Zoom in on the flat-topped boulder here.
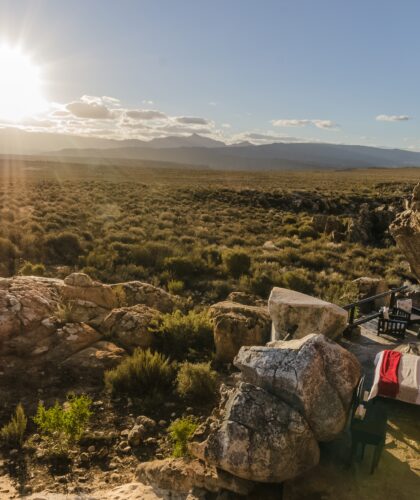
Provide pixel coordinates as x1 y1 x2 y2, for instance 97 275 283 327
190 382 319 483
269 287 348 340
234 334 361 441
210 301 271 363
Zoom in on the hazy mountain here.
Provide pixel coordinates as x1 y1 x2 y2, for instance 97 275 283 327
48 141 420 171
2 127 420 170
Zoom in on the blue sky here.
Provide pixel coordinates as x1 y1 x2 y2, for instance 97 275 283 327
0 0 419 149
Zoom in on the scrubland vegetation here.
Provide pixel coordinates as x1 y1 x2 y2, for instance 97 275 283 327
0 159 418 306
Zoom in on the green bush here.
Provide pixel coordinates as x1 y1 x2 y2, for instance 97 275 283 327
168 279 184 295
153 310 214 360
176 362 218 402
168 417 199 457
19 261 45 276
223 250 251 278
0 403 27 447
33 394 92 452
104 348 175 396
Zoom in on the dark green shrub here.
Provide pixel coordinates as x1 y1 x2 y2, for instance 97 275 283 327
104 349 175 396
44 232 83 265
168 279 184 295
223 250 251 278
19 261 45 276
176 362 218 402
0 403 27 447
168 417 198 457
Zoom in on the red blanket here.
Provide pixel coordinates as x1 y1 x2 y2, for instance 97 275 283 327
378 350 401 398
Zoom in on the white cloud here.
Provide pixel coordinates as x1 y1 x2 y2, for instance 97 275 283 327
142 100 154 105
125 109 167 120
376 114 411 122
66 96 113 119
271 118 338 129
176 116 209 125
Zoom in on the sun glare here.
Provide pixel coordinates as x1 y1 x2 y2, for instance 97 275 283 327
0 45 47 121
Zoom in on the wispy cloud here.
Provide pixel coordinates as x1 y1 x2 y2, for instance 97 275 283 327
176 116 209 125
271 118 338 129
376 114 411 122
125 109 167 120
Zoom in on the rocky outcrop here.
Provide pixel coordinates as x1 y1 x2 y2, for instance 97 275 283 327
353 277 389 313
137 457 255 495
190 382 320 483
210 301 271 363
390 182 420 281
101 304 161 351
0 273 181 387
268 287 348 341
235 334 361 441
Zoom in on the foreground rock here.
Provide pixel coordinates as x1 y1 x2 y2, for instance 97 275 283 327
191 382 319 482
137 457 255 495
101 304 161 351
269 287 348 340
390 182 420 281
0 273 181 388
210 301 271 363
235 334 361 441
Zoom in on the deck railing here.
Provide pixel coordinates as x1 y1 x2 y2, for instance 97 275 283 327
343 285 409 331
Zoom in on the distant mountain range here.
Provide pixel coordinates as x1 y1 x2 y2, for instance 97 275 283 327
1 127 420 170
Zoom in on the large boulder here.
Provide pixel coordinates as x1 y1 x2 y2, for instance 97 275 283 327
137 457 255 495
269 287 348 340
101 304 161 351
390 182 420 281
234 334 361 441
210 301 271 363
190 382 319 483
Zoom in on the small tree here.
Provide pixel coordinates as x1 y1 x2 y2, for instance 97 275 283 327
168 417 198 457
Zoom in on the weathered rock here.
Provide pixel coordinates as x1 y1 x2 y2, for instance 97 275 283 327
137 457 256 495
235 334 361 441
111 281 183 313
61 340 126 378
190 382 319 483
353 277 389 313
390 182 420 281
0 276 61 342
101 304 161 351
210 301 271 363
62 275 118 309
269 287 348 340
64 299 109 327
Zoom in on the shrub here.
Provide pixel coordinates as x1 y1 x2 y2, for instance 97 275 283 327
44 232 83 265
223 250 251 278
281 270 314 294
0 237 19 275
153 310 214 360
176 362 218 402
168 279 184 295
33 394 92 452
168 417 199 457
0 403 27 447
19 261 45 276
104 349 175 396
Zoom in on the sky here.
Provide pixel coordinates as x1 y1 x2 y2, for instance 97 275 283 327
0 0 419 149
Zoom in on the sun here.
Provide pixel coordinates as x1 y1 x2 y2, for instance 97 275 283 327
0 45 47 121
